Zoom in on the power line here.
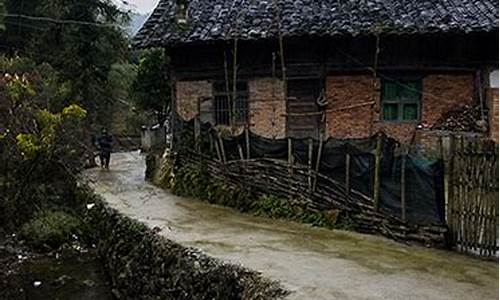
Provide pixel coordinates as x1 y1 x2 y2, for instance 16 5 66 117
1 13 125 28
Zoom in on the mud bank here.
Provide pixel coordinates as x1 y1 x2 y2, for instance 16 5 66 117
86 199 288 300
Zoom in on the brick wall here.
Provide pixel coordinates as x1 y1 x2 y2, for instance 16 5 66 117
488 88 499 143
325 73 475 143
421 74 474 124
249 78 286 139
175 74 477 144
325 75 377 139
176 80 212 121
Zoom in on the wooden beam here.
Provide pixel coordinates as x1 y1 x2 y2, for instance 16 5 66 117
245 124 250 159
312 134 324 192
401 152 407 222
373 133 383 211
345 153 351 197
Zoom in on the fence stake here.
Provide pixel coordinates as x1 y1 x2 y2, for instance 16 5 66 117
194 98 201 152
213 133 222 162
441 135 453 225
373 133 383 211
312 134 324 192
237 143 244 160
308 138 313 192
288 137 293 174
245 124 250 159
345 153 351 197
218 132 226 164
401 151 407 222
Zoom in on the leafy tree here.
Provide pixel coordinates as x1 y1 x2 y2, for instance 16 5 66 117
0 60 89 229
130 48 171 124
2 0 130 128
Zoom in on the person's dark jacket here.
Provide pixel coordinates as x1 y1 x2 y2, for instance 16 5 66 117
97 134 113 154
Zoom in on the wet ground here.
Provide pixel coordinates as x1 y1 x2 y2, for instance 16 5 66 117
0 248 113 300
85 152 499 300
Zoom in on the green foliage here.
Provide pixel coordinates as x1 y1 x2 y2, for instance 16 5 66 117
2 0 130 127
20 210 83 249
0 56 89 230
15 104 86 159
171 163 255 212
15 133 42 158
252 195 335 228
169 163 354 229
62 104 87 119
5 74 36 102
130 48 170 117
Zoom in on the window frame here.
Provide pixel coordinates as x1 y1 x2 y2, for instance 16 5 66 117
380 77 423 123
212 81 249 126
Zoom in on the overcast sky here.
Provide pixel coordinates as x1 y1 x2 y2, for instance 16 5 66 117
114 0 159 14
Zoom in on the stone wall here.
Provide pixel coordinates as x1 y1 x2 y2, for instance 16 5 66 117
249 78 286 139
87 200 287 300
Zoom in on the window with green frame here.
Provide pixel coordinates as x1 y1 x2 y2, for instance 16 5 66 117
381 79 422 122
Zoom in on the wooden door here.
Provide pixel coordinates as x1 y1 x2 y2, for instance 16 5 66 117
287 79 320 139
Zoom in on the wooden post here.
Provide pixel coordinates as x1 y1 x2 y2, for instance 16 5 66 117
237 143 244 160
287 137 293 174
401 152 407 222
214 133 222 162
345 153 351 197
373 133 383 211
194 98 201 152
218 132 226 164
312 134 324 192
209 133 214 156
245 124 250 159
308 138 313 192
441 135 453 225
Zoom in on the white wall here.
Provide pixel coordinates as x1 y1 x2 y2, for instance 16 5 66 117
489 70 499 88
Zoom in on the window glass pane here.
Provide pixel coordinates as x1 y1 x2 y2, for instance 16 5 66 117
383 82 399 101
403 103 418 120
400 81 420 101
383 103 399 121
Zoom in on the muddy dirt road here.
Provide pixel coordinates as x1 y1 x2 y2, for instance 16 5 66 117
84 152 498 300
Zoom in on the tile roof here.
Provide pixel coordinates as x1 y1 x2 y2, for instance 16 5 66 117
133 0 499 48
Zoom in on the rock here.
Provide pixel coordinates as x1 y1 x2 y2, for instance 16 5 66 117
52 275 72 288
82 279 96 287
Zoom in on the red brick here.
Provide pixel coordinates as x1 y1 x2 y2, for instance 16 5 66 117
488 88 499 143
325 75 377 139
325 73 475 143
249 78 286 139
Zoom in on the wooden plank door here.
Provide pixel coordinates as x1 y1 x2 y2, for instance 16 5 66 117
287 79 320 139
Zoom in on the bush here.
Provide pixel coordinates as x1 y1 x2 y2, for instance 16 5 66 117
20 210 83 249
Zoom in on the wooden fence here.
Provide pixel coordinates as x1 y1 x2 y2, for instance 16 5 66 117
444 137 499 257
175 150 447 248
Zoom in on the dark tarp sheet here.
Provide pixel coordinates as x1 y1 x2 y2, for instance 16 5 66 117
175 119 444 225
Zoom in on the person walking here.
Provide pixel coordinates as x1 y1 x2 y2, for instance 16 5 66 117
97 128 113 169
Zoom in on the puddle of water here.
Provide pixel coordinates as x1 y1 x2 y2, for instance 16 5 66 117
4 251 114 300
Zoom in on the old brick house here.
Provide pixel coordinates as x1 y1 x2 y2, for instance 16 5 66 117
134 0 499 144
